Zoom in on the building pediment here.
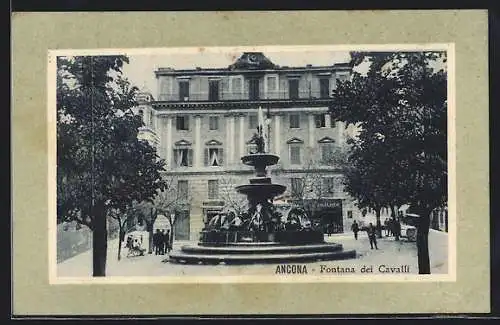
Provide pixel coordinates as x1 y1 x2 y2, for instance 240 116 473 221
318 136 335 143
174 139 192 146
205 139 223 146
286 137 304 144
228 52 277 70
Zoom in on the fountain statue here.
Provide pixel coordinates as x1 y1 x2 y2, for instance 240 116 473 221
168 108 356 265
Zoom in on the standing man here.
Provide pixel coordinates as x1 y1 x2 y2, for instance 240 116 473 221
384 218 390 236
153 229 161 255
351 220 360 240
367 223 378 249
163 229 170 254
166 229 173 253
159 229 165 255
394 218 401 241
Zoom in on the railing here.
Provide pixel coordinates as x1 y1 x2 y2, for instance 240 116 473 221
157 90 333 102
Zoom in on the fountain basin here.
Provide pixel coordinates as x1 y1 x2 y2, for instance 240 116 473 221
241 154 280 167
235 183 286 197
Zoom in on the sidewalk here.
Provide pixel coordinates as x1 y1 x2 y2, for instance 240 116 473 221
57 230 449 277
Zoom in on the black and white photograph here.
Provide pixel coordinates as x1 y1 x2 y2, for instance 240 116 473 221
50 45 454 282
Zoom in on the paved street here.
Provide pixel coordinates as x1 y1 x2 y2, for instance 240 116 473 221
57 230 448 277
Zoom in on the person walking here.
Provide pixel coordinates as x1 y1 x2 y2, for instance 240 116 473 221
351 220 359 240
159 229 166 255
166 229 172 253
153 229 161 255
384 218 390 236
394 218 401 241
367 223 378 249
163 229 170 254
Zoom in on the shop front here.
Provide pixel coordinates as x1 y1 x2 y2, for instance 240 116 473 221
303 199 344 234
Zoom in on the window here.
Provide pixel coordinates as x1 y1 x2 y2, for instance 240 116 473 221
290 178 303 197
179 80 190 101
173 148 193 167
347 211 353 219
231 77 242 94
330 115 337 128
205 148 224 166
178 180 189 200
248 114 258 130
209 80 220 101
288 79 299 99
249 78 260 100
208 180 219 199
320 78 330 98
314 114 326 128
289 114 300 129
289 145 301 165
323 177 335 193
267 76 277 92
321 144 334 163
209 116 219 130
176 116 189 131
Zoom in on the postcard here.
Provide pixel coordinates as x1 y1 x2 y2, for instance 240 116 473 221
12 11 489 315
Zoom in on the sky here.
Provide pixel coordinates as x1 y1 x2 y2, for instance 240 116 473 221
121 49 353 96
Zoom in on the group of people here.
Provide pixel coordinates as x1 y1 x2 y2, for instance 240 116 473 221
383 218 402 240
349 217 404 250
350 221 379 250
153 229 172 255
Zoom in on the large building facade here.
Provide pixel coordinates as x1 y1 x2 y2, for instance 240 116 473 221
137 52 370 241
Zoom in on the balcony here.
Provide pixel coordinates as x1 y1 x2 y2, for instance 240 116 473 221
157 90 333 103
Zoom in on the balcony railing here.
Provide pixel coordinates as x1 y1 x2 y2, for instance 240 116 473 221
157 90 333 102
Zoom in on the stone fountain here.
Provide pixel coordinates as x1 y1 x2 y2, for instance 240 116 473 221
168 117 356 265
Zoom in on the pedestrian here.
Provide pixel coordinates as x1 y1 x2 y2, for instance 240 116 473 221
388 218 394 236
351 220 359 240
394 218 401 241
159 229 165 254
166 229 172 253
163 229 170 254
384 218 390 236
153 229 161 255
367 223 378 249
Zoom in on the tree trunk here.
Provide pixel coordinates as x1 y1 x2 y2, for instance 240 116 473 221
445 210 448 233
375 207 382 238
92 202 107 277
415 205 432 274
117 221 124 261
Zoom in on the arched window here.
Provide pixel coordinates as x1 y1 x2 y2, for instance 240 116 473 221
204 140 224 167
173 140 193 167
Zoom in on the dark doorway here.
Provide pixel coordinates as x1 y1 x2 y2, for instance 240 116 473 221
179 80 190 101
209 80 220 101
320 78 330 98
249 78 260 100
289 79 299 99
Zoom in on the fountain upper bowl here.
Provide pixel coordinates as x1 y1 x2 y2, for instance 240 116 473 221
241 153 280 167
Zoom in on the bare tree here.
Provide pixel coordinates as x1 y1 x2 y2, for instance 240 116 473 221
276 144 349 228
127 174 192 253
153 174 193 246
219 173 248 216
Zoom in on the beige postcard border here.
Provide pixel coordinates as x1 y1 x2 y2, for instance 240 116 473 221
47 44 457 285
12 10 489 315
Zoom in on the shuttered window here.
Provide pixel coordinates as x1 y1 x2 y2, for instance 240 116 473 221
173 148 193 167
178 180 189 199
205 148 224 167
208 180 219 199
